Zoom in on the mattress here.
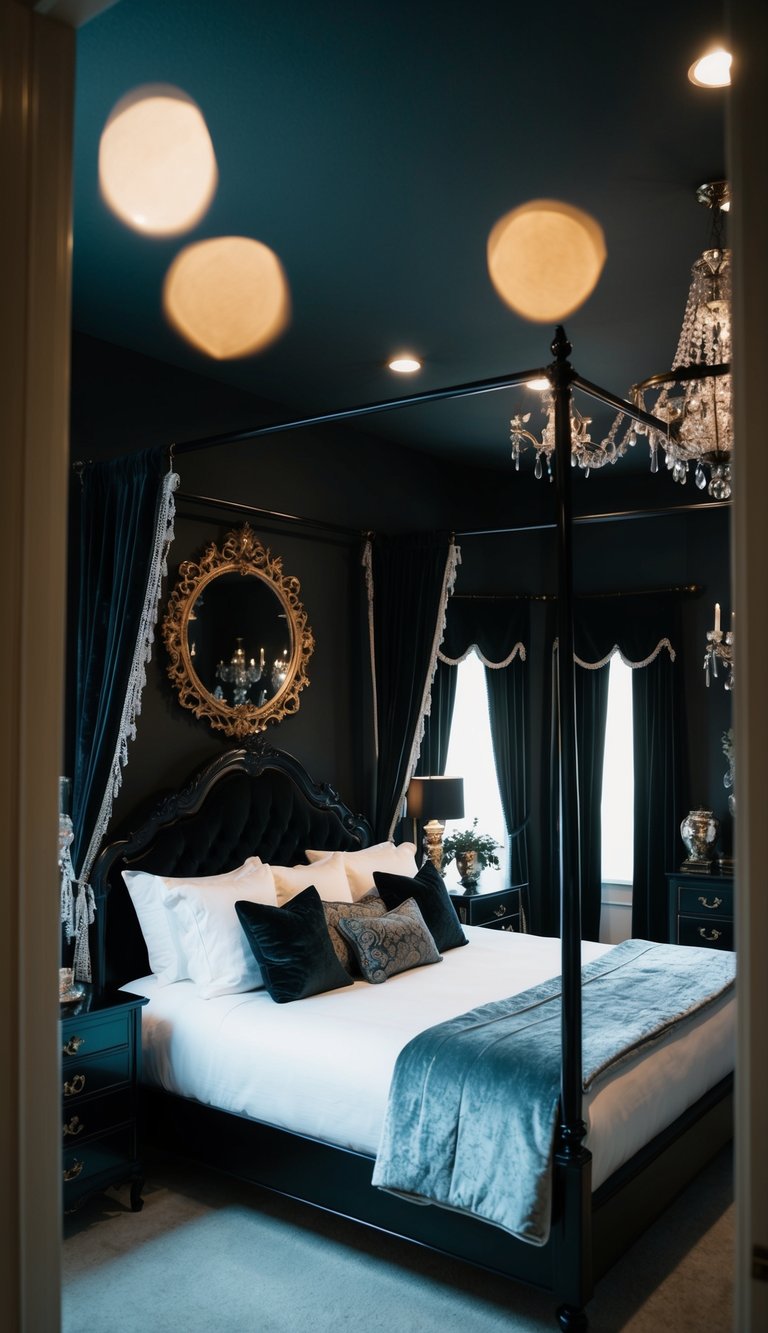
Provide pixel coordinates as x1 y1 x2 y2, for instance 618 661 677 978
123 927 735 1192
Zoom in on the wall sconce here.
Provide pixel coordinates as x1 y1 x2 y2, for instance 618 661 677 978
405 776 465 872
704 601 734 690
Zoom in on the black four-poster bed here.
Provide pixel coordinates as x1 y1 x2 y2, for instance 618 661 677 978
91 328 734 1331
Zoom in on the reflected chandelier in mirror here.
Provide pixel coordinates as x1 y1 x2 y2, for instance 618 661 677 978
162 524 314 738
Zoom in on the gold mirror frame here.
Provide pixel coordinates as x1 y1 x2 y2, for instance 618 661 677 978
162 524 314 738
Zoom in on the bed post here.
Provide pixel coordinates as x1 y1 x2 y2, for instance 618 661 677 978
549 327 593 1331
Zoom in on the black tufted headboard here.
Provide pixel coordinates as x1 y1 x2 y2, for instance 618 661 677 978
90 744 372 990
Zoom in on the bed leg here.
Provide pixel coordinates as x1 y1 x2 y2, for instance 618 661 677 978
556 1303 589 1331
552 1143 593 1327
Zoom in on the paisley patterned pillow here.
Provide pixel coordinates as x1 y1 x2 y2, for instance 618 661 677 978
322 894 388 974
336 897 442 985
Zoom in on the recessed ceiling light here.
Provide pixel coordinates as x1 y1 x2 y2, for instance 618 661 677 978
388 356 422 374
526 377 550 391
688 49 732 88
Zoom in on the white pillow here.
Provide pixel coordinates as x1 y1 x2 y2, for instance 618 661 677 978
269 851 353 907
306 841 419 901
122 857 263 988
163 860 277 999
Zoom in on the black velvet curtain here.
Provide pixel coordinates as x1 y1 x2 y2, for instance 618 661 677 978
631 650 684 939
440 597 530 890
367 533 457 842
416 657 457 777
70 447 173 883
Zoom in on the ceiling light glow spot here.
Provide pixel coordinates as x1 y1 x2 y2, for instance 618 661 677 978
487 200 607 324
526 377 550 391
388 356 422 373
99 84 218 236
688 49 732 88
163 236 290 359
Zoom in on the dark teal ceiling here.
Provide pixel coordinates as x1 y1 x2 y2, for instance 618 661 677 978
72 0 728 471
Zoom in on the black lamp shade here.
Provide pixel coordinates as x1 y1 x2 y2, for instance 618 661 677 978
406 776 464 822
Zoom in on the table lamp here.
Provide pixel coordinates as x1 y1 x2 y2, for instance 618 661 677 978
406 776 464 873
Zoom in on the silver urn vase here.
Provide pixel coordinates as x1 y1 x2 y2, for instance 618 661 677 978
456 850 482 889
680 809 719 871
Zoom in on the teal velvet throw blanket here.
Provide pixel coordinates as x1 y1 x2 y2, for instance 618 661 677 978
372 939 735 1246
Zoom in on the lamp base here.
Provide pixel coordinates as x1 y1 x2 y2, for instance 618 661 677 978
423 820 445 874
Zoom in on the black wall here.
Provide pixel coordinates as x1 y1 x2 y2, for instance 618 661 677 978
70 333 733 866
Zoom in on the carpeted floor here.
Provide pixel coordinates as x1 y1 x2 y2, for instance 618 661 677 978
62 1146 734 1332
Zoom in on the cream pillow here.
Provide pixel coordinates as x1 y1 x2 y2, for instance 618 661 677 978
269 851 353 907
122 856 264 986
306 841 419 901
163 860 277 999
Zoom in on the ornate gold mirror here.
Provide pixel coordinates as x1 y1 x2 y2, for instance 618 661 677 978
162 524 314 738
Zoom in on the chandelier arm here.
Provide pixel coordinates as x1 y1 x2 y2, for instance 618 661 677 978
571 373 678 438
632 362 730 392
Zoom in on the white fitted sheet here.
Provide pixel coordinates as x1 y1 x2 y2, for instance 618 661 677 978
123 927 734 1192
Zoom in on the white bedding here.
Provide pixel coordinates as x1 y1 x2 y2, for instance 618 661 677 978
123 927 735 1192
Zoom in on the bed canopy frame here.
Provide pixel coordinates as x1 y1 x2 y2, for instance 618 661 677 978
173 321 683 1175
92 327 732 1331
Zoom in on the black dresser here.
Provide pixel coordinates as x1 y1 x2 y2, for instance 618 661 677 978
61 987 148 1212
448 881 523 932
666 871 734 951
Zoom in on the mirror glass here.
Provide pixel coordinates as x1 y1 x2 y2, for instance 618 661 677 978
162 524 314 737
189 574 292 709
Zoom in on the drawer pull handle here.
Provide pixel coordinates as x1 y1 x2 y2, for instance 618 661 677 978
62 1035 84 1057
63 1073 86 1097
493 904 508 918
63 1115 83 1138
698 927 722 942
63 1159 84 1182
697 896 723 911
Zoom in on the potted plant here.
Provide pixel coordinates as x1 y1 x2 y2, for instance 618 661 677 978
441 818 500 889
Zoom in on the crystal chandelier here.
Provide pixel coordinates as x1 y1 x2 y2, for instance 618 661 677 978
630 234 732 499
509 183 733 496
215 638 264 706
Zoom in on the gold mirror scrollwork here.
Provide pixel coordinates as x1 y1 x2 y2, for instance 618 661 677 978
162 524 314 738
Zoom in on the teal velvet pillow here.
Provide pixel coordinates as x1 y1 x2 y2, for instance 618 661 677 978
336 897 442 985
322 894 388 975
236 887 353 1003
373 858 468 952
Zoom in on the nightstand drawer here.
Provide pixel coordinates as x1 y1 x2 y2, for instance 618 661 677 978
677 916 734 950
677 884 733 918
472 894 518 926
62 1088 134 1145
62 1046 132 1101
486 913 520 933
63 1126 134 1198
61 1009 130 1061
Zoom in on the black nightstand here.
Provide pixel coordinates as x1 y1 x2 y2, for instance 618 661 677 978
448 881 523 932
61 986 148 1213
666 871 734 951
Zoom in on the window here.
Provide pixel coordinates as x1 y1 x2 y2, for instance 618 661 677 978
444 651 507 881
600 654 634 944
600 654 634 883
